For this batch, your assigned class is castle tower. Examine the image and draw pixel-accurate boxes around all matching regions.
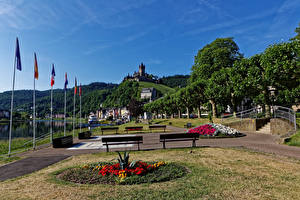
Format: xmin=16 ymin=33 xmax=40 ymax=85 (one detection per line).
xmin=138 ymin=63 xmax=145 ymax=76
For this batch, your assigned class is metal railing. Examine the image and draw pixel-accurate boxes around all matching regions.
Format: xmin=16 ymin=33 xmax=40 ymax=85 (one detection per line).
xmin=221 ymin=107 xmax=258 ymax=123
xmin=273 ymin=106 xmax=297 ymax=131
xmin=221 ymin=105 xmax=297 ymax=131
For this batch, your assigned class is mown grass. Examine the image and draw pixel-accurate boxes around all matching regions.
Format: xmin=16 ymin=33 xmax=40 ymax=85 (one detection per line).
xmin=1 ymin=148 xmax=300 ymax=199
xmin=91 ymin=121 xmax=171 ymax=135
xmin=151 ymin=118 xmax=221 ymax=128
xmin=284 ymin=118 xmax=300 ymax=147
xmin=0 ymin=127 xmax=89 ymax=157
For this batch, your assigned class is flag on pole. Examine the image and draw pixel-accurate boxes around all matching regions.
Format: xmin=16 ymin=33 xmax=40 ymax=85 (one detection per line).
xmin=51 ymin=64 xmax=55 ymax=86
xmin=74 ymin=77 xmax=77 ymax=95
xmin=34 ymin=53 xmax=38 ymax=80
xmin=64 ymin=73 xmax=68 ymax=90
xmin=79 ymin=84 xmax=82 ymax=96
xmin=15 ymin=37 xmax=22 ymax=71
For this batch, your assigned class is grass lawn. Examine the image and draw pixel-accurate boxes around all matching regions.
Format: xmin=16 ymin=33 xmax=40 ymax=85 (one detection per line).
xmin=151 ymin=118 xmax=223 ymax=128
xmin=284 ymin=118 xmax=300 ymax=147
xmin=1 ymin=148 xmax=300 ymax=199
xmin=0 ymin=127 xmax=89 ymax=159
xmin=91 ymin=121 xmax=171 ymax=135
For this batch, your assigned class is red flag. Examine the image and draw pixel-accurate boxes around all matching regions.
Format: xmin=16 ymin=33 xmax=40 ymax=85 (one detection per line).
xmin=74 ymin=78 xmax=77 ymax=95
xmin=79 ymin=84 xmax=82 ymax=96
xmin=34 ymin=53 xmax=38 ymax=80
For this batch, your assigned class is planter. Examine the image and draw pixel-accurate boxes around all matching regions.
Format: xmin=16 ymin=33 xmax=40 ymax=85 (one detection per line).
xmin=52 ymin=135 xmax=73 ymax=148
xmin=78 ymin=131 xmax=92 ymax=139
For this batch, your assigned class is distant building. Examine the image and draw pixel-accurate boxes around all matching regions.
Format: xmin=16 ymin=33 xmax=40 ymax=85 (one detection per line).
xmin=124 ymin=63 xmax=158 ymax=83
xmin=0 ymin=110 xmax=10 ymax=119
xmin=141 ymin=88 xmax=157 ymax=102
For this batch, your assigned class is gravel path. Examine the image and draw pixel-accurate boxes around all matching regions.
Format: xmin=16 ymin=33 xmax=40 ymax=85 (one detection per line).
xmin=1 ymin=126 xmax=299 ymax=181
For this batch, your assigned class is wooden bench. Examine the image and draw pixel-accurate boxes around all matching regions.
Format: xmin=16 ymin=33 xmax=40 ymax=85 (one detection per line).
xmin=52 ymin=135 xmax=73 ymax=148
xmin=102 ymin=136 xmax=143 ymax=152
xmin=78 ymin=131 xmax=92 ymax=139
xmin=125 ymin=126 xmax=143 ymax=133
xmin=184 ymin=123 xmax=192 ymax=128
xmin=160 ymin=133 xmax=199 ymax=149
xmin=100 ymin=127 xmax=119 ymax=135
xmin=149 ymin=125 xmax=166 ymax=132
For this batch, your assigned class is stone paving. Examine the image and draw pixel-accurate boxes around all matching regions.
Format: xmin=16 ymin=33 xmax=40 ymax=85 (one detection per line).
xmin=1 ymin=125 xmax=300 ymax=181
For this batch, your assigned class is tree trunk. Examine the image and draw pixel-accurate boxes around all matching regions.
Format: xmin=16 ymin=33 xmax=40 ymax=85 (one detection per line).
xmin=209 ymin=99 xmax=217 ymax=118
xmin=265 ymin=104 xmax=271 ymax=118
xmin=231 ymin=93 xmax=237 ymax=117
xmin=263 ymin=88 xmax=271 ymax=118
xmin=186 ymin=107 xmax=190 ymax=119
xmin=197 ymin=105 xmax=201 ymax=118
xmin=178 ymin=110 xmax=181 ymax=118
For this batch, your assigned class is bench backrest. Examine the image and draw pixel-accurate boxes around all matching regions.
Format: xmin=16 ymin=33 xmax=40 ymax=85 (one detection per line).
xmin=125 ymin=126 xmax=143 ymax=130
xmin=101 ymin=127 xmax=119 ymax=130
xmin=102 ymin=136 xmax=143 ymax=143
xmin=160 ymin=133 xmax=198 ymax=140
xmin=149 ymin=125 xmax=166 ymax=128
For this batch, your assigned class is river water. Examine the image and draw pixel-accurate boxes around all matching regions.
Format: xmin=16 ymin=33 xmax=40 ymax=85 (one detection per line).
xmin=0 ymin=120 xmax=74 ymax=140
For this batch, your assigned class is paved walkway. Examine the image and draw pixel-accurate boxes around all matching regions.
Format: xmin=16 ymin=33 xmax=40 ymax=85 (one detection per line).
xmin=1 ymin=126 xmax=300 ymax=181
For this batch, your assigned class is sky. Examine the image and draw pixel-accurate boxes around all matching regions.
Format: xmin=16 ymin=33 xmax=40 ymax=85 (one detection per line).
xmin=0 ymin=0 xmax=299 ymax=92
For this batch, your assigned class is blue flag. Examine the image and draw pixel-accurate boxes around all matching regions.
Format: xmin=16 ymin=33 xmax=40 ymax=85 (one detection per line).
xmin=15 ymin=37 xmax=22 ymax=71
xmin=64 ymin=73 xmax=68 ymax=90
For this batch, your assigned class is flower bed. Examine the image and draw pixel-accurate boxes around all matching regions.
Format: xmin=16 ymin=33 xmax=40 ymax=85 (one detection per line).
xmin=56 ymin=152 xmax=186 ymax=185
xmin=57 ymin=161 xmax=186 ymax=185
xmin=187 ymin=123 xmax=241 ymax=137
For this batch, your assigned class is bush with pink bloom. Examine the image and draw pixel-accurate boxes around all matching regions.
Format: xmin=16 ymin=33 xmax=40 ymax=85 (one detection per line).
xmin=187 ymin=123 xmax=240 ymax=137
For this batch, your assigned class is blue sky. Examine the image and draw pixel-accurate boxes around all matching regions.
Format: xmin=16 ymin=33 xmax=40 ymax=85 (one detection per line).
xmin=0 ymin=0 xmax=299 ymax=92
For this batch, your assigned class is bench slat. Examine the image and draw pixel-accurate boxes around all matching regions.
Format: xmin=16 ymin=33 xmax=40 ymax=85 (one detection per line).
xmin=160 ymin=133 xmax=198 ymax=149
xmin=125 ymin=126 xmax=143 ymax=129
xmin=102 ymin=136 xmax=142 ymax=143
xmin=101 ymin=127 xmax=119 ymax=130
xmin=102 ymin=136 xmax=143 ymax=152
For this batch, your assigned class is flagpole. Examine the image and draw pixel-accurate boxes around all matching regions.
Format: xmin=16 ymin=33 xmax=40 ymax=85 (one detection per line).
xmin=80 ymin=87 xmax=82 ymax=133
xmin=73 ymin=83 xmax=76 ymax=137
xmin=50 ymin=85 xmax=53 ymax=142
xmin=64 ymin=89 xmax=66 ymax=137
xmin=8 ymin=57 xmax=17 ymax=156
xmin=33 ymin=74 xmax=36 ymax=149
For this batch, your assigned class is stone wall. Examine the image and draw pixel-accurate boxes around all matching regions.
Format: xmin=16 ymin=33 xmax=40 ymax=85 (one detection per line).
xmin=270 ymin=118 xmax=295 ymax=136
xmin=224 ymin=118 xmax=270 ymax=132
xmin=224 ymin=119 xmax=256 ymax=131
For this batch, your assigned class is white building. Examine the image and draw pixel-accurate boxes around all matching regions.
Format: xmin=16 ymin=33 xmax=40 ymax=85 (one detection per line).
xmin=141 ymin=88 xmax=157 ymax=102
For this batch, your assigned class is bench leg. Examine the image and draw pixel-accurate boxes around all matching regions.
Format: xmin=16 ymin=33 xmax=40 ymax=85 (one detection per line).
xmin=106 ymin=142 xmax=109 ymax=152
xmin=192 ymin=139 xmax=196 ymax=147
xmin=163 ymin=140 xmax=166 ymax=149
xmin=138 ymin=143 xmax=140 ymax=151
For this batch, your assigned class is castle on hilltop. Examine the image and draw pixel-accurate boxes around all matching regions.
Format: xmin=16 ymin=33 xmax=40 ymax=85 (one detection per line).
xmin=124 ymin=63 xmax=158 ymax=83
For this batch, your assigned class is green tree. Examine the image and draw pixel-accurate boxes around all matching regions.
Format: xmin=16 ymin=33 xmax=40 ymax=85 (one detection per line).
xmin=190 ymin=38 xmax=242 ymax=117
xmin=103 ymin=81 xmax=140 ymax=108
